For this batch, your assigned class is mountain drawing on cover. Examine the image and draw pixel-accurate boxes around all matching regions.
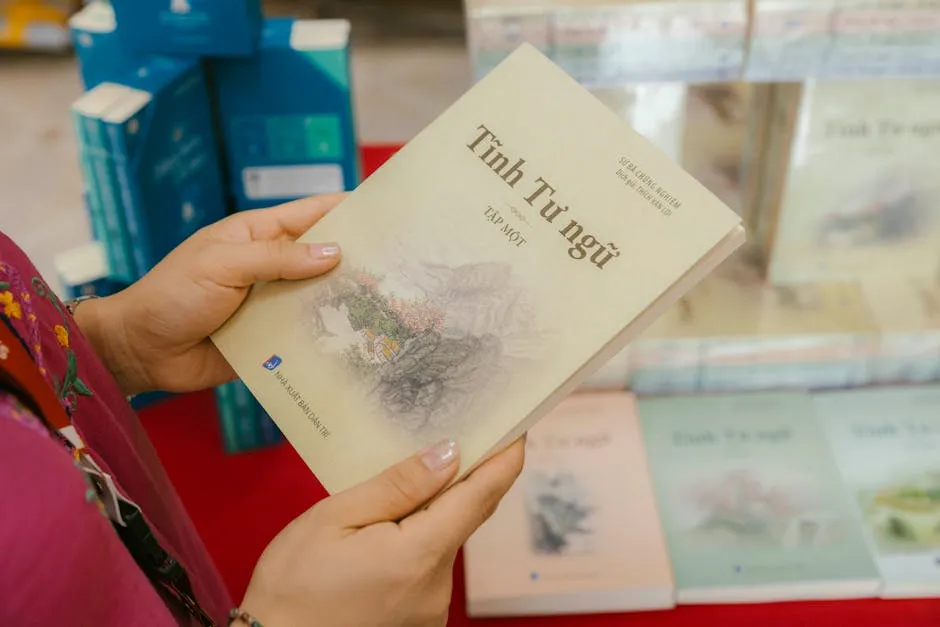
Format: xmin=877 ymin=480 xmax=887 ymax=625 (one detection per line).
xmin=298 ymin=256 xmax=546 ymax=438
xmin=525 ymin=470 xmax=596 ymax=556
xmin=680 ymin=468 xmax=846 ymax=549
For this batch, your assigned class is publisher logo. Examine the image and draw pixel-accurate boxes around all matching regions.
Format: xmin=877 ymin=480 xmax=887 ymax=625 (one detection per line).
xmin=262 ymin=354 xmax=282 ymax=371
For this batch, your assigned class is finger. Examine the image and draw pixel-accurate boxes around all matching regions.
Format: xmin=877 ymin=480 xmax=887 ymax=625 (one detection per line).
xmin=231 ymin=193 xmax=348 ymax=241
xmin=401 ymin=437 xmax=526 ymax=553
xmin=319 ymin=439 xmax=460 ymax=529
xmin=206 ymin=239 xmax=341 ymax=287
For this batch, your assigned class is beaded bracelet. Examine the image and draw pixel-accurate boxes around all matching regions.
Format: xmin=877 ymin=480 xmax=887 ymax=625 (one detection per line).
xmin=228 ymin=608 xmax=263 ymax=627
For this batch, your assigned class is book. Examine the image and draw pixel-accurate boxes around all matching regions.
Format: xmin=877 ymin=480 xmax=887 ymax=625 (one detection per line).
xmin=53 ymin=241 xmax=127 ymax=301
xmin=639 ymin=391 xmax=881 ymax=604
xmin=816 ymin=385 xmax=940 ymax=599
xmin=627 ymin=251 xmax=878 ymax=395
xmin=69 ymin=1 xmax=145 ymax=91
xmin=110 ymin=0 xmax=262 ymax=57
xmin=463 ymin=391 xmax=675 ymax=616
xmin=755 ymin=79 xmax=940 ymax=285
xmin=210 ymin=18 xmax=361 ymax=212
xmin=860 ymin=278 xmax=940 ymax=385
xmin=69 ymin=57 xmax=228 ymax=279
xmin=210 ymin=43 xmax=745 ymax=495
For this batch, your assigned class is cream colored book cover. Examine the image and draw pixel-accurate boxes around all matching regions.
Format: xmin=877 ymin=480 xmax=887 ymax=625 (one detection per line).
xmin=463 ymin=391 xmax=675 ymax=616
xmin=766 ymin=79 xmax=940 ymax=285
xmin=211 ymin=44 xmax=744 ymax=494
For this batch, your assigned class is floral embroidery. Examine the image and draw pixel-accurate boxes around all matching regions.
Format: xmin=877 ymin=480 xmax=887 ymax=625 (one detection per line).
xmin=31 ymin=278 xmax=93 ymax=411
xmin=54 ymin=324 xmax=69 ymax=348
xmin=0 ymin=290 xmax=22 ymax=319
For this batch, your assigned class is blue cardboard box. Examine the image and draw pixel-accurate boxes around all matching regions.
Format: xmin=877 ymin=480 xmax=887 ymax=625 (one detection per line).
xmin=210 ymin=18 xmax=361 ymax=212
xmin=69 ymin=1 xmax=146 ymax=90
xmin=70 ymin=57 xmax=228 ymax=279
xmin=110 ymin=0 xmax=262 ymax=57
xmin=215 ymin=380 xmax=284 ymax=454
xmin=53 ymin=241 xmax=128 ymax=301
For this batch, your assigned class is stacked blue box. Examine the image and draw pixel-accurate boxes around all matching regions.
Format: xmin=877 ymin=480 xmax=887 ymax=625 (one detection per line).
xmin=110 ymin=0 xmax=262 ymax=58
xmin=64 ymin=3 xmax=360 ymax=444
xmin=214 ymin=380 xmax=284 ymax=454
xmin=54 ymin=240 xmax=128 ymax=300
xmin=211 ymin=18 xmax=361 ymax=212
xmin=70 ymin=57 xmax=228 ymax=280
xmin=69 ymin=1 xmax=147 ymax=90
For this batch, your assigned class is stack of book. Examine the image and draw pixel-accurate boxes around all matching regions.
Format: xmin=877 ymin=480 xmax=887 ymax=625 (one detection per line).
xmin=54 ymin=0 xmax=362 ymax=452
xmin=746 ymin=0 xmax=940 ymax=82
xmin=464 ymin=0 xmax=749 ymax=85
xmin=465 ymin=384 xmax=940 ymax=615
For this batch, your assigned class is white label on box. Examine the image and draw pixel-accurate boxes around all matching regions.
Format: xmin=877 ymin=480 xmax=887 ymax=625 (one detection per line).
xmin=242 ymin=164 xmax=344 ymax=200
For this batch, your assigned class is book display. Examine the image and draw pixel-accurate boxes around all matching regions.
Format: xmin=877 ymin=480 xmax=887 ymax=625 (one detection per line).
xmin=22 ymin=0 xmax=940 ymax=624
xmin=454 ymin=0 xmax=940 ymax=623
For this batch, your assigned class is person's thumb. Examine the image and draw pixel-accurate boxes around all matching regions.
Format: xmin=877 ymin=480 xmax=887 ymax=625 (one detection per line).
xmin=320 ymin=439 xmax=460 ymax=529
xmin=208 ymin=239 xmax=341 ymax=287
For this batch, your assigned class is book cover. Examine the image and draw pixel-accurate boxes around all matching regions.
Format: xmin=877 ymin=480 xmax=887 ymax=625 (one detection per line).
xmin=210 ymin=44 xmax=744 ymax=494
xmin=640 ymin=391 xmax=881 ymax=603
xmin=816 ymin=385 xmax=940 ymax=598
xmin=110 ymin=0 xmax=262 ymax=57
xmin=210 ymin=18 xmax=361 ymax=212
xmin=464 ymin=391 xmax=675 ymax=616
xmin=763 ymin=79 xmax=940 ymax=285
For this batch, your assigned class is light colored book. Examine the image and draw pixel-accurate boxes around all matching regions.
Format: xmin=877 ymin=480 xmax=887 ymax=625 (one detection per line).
xmin=817 ymin=385 xmax=940 ymax=599
xmin=639 ymin=391 xmax=881 ymax=604
xmin=627 ymin=250 xmax=878 ymax=394
xmin=860 ymin=278 xmax=940 ymax=384
xmin=757 ymin=79 xmax=940 ymax=286
xmin=210 ymin=44 xmax=744 ymax=494
xmin=464 ymin=391 xmax=675 ymax=616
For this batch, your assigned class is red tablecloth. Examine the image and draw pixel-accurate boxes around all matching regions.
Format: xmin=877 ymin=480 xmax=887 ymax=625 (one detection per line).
xmin=139 ymin=145 xmax=938 ymax=627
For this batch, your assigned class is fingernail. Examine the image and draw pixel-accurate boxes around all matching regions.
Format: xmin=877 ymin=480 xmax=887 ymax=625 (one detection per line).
xmin=310 ymin=242 xmax=341 ymax=259
xmin=420 ymin=439 xmax=458 ymax=471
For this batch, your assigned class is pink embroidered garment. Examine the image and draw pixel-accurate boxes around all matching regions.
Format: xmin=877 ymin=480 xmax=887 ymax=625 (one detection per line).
xmin=0 ymin=231 xmax=232 ymax=625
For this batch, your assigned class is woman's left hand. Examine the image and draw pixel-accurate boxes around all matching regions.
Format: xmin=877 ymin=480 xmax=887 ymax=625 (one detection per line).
xmin=75 ymin=194 xmax=346 ymax=396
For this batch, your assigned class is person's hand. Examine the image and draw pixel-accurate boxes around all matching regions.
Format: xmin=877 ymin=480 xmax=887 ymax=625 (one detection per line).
xmin=240 ymin=437 xmax=526 ymax=627
xmin=75 ymin=194 xmax=346 ymax=396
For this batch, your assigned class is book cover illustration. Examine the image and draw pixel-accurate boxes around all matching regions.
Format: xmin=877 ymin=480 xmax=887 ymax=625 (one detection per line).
xmin=678 ymin=466 xmax=847 ymax=551
xmin=297 ymin=244 xmax=548 ymax=442
xmin=817 ymin=385 xmax=940 ymax=597
xmin=861 ymin=472 xmax=940 ymax=556
xmin=766 ymin=79 xmax=940 ymax=285
xmin=525 ymin=468 xmax=597 ymax=556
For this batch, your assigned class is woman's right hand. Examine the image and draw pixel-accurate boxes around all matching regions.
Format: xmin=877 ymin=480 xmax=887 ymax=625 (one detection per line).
xmin=239 ymin=437 xmax=526 ymax=627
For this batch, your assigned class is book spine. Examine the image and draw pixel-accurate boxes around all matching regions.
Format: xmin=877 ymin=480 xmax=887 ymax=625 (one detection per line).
xmin=105 ymin=123 xmax=153 ymax=280
xmin=231 ymin=380 xmax=261 ymax=451
xmin=89 ymin=150 xmax=135 ymax=283
xmin=214 ymin=382 xmax=240 ymax=453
